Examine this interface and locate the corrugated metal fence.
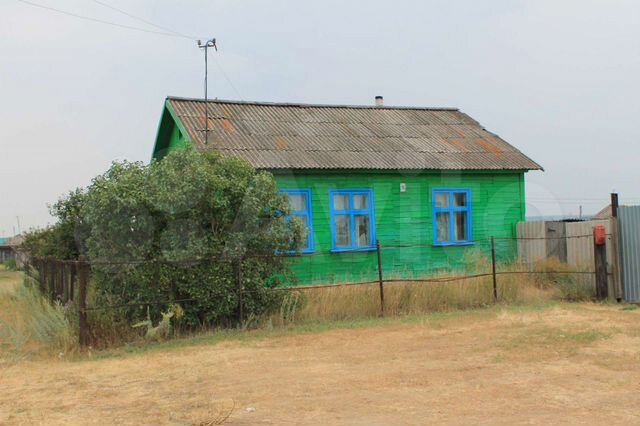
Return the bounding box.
[518,220,611,267]
[619,206,640,301]
[516,221,546,264]
[517,219,614,297]
[516,216,640,301]
[566,220,612,268]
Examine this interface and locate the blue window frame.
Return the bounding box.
[282,189,314,253]
[329,189,376,252]
[432,189,473,246]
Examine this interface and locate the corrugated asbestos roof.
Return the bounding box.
[167,97,543,171]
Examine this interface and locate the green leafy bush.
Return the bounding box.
[2,258,17,271]
[22,188,88,260]
[80,147,304,330]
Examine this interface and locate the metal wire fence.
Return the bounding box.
[23,234,606,347]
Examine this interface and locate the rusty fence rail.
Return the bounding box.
[22,233,607,348]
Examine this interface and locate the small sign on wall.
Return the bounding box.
[400,183,407,193]
[594,224,606,245]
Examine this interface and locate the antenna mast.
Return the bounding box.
[197,38,217,145]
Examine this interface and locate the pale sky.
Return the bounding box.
[1,0,640,236]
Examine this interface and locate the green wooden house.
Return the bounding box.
[152,96,542,285]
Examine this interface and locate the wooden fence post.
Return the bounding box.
[47,259,55,301]
[594,228,608,300]
[610,193,623,302]
[69,262,76,301]
[38,258,45,294]
[237,258,244,327]
[491,237,498,301]
[56,260,62,301]
[376,240,385,316]
[63,262,68,302]
[53,261,58,299]
[78,256,90,347]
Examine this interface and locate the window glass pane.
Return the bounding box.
[454,192,467,207]
[297,216,310,249]
[353,194,369,210]
[333,194,349,211]
[297,215,308,228]
[288,194,306,212]
[335,215,351,247]
[355,215,370,246]
[455,211,467,241]
[435,192,449,208]
[436,212,450,242]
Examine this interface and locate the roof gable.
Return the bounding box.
[155,97,542,171]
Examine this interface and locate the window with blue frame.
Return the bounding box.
[432,189,472,245]
[282,189,314,253]
[329,189,376,251]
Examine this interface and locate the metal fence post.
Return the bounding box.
[376,240,385,316]
[78,256,90,347]
[491,237,498,302]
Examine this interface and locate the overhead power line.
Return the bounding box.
[91,0,243,99]
[91,0,198,40]
[15,0,190,39]
[16,0,245,100]
[211,57,244,100]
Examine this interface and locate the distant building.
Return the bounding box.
[593,204,613,220]
[0,237,16,264]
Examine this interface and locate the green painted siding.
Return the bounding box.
[152,109,528,286]
[275,171,525,285]
[152,104,191,161]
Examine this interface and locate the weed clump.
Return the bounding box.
[0,275,76,358]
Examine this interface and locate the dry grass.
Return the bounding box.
[271,271,557,326]
[271,256,596,327]
[0,270,77,361]
[1,259,596,356]
[0,267,21,295]
[1,303,640,425]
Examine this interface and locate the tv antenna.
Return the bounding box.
[197,38,217,145]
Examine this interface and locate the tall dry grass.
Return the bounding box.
[270,276,550,326]
[0,270,77,359]
[270,258,595,326]
[512,257,596,301]
[0,257,597,354]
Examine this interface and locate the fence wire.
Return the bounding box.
[23,234,608,348]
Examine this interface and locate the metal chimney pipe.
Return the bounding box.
[375,96,384,107]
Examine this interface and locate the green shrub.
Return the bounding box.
[18,148,303,343]
[80,147,303,333]
[2,258,16,271]
[21,188,88,260]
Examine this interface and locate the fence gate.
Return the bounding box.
[619,206,640,301]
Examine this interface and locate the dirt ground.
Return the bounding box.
[2,302,640,425]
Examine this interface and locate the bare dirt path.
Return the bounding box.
[2,303,640,425]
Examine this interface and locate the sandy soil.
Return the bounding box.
[1,303,640,426]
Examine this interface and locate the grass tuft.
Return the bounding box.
[0,272,77,359]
